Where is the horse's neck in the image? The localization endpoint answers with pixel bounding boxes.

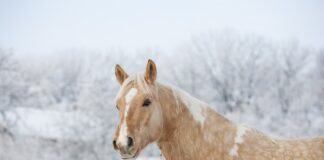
[156,84,235,159]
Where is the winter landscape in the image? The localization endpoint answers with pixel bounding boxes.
[1,1,324,160]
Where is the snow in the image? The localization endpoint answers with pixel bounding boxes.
[1,31,324,160]
[4,108,102,141]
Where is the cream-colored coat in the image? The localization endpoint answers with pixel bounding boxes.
[156,84,324,160]
[113,59,324,160]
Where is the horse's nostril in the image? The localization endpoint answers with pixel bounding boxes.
[127,137,134,148]
[113,140,118,150]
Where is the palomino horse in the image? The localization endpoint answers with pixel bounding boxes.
[113,59,324,160]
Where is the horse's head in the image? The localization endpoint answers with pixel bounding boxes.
[113,60,163,159]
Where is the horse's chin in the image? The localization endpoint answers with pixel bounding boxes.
[121,149,139,160]
[119,138,154,160]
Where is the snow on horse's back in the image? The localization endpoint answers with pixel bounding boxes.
[112,59,324,160]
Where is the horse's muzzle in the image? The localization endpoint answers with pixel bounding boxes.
[113,136,137,158]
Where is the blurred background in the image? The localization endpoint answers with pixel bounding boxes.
[0,0,324,160]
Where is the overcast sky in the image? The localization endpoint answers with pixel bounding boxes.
[0,0,323,55]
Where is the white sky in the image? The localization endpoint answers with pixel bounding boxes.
[0,0,323,55]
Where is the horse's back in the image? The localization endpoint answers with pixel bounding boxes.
[316,136,324,158]
[236,129,324,160]
[275,136,324,160]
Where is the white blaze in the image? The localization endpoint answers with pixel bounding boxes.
[229,125,250,157]
[117,88,138,146]
[125,88,138,104]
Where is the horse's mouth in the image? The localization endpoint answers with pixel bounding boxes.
[121,150,139,160]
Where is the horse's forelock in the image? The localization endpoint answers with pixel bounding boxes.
[115,74,156,102]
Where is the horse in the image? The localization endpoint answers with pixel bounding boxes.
[112,59,324,160]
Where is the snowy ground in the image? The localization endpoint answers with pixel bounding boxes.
[1,106,323,160]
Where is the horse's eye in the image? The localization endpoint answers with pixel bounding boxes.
[116,105,119,110]
[143,99,151,107]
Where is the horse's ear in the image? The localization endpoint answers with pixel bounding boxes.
[115,64,129,85]
[144,59,157,84]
